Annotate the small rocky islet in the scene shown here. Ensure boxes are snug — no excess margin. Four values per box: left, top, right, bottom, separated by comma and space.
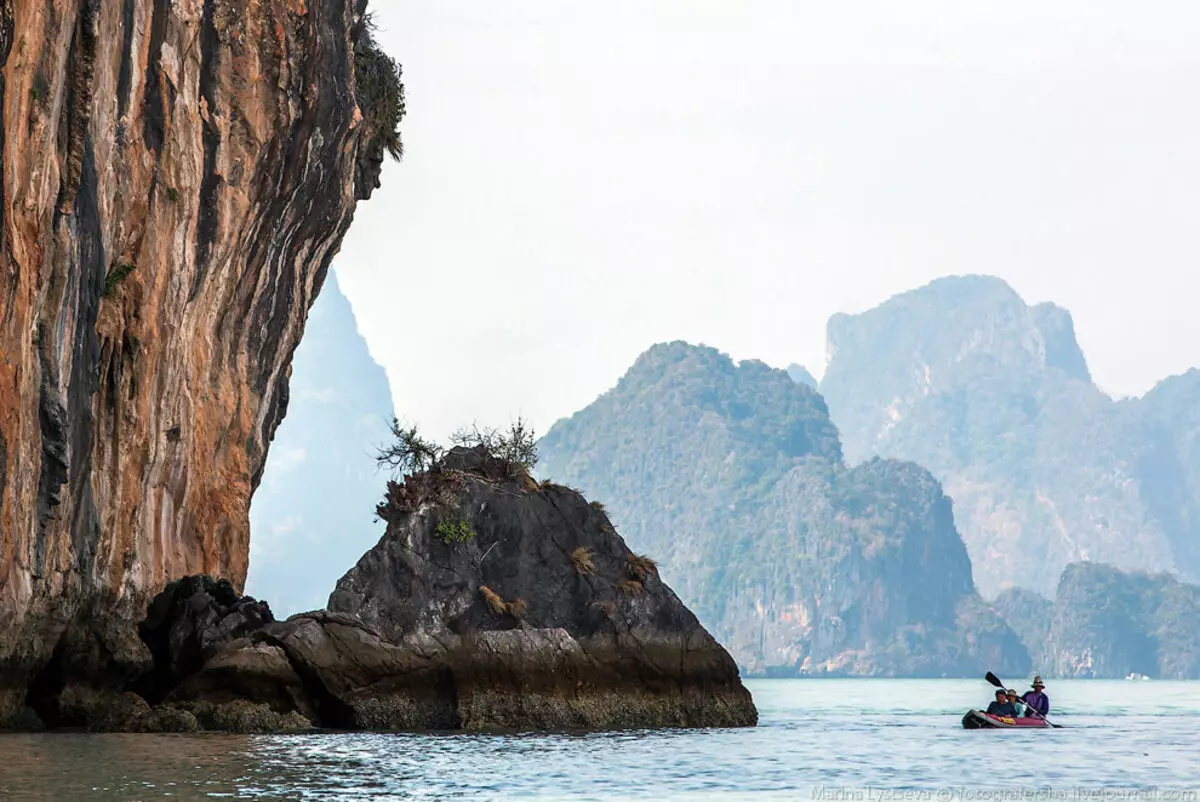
12, 447, 756, 733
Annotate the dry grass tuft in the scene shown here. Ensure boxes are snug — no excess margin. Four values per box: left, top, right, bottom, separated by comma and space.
590, 599, 616, 617
571, 546, 596, 576
520, 473, 540, 493
589, 500, 606, 513
616, 579, 644, 596
626, 553, 658, 582
480, 585, 508, 616
508, 597, 528, 619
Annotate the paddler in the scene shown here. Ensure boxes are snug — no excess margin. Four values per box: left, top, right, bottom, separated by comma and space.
1006, 689, 1027, 717
985, 689, 1016, 717
1022, 676, 1050, 718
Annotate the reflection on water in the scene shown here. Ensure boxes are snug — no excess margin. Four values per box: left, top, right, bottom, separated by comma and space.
1, 680, 1198, 801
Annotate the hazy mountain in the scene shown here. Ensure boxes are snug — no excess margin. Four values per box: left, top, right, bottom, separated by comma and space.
996, 563, 1200, 679
786, 363, 818, 389
247, 270, 394, 616
538, 342, 1028, 677
820, 275, 1200, 597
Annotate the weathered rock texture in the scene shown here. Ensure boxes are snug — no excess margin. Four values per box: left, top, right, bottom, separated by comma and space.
0, 0, 395, 723
78, 449, 756, 732
325, 446, 756, 729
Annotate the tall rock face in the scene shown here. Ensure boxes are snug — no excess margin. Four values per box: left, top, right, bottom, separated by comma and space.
0, 0, 397, 722
538, 341, 1029, 677
996, 563, 1200, 679
247, 269, 394, 617
820, 275, 1200, 597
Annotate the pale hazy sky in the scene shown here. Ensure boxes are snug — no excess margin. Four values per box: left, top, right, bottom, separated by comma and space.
336, 1, 1200, 441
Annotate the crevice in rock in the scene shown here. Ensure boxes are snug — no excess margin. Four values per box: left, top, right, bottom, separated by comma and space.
260, 633, 356, 729
55, 0, 97, 214
142, 0, 171, 155
35, 325, 69, 571
116, 0, 135, 118
192, 0, 221, 302
24, 637, 70, 728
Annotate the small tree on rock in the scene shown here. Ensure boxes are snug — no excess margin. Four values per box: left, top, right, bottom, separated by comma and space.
376, 418, 443, 475
450, 416, 539, 471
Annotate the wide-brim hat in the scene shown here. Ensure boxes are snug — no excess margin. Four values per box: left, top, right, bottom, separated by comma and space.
1032, 676, 1045, 688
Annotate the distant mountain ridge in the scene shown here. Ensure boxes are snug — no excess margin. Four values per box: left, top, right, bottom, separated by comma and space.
995, 562, 1200, 679
247, 270, 394, 616
820, 275, 1200, 597
539, 342, 1028, 677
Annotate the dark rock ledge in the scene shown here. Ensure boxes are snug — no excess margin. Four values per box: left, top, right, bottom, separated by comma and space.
5, 448, 756, 732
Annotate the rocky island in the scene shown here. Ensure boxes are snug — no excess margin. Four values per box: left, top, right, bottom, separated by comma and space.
538, 342, 1030, 677
995, 561, 1200, 679
819, 276, 1200, 598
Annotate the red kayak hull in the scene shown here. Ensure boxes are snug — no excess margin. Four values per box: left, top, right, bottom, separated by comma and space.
962, 709, 1050, 729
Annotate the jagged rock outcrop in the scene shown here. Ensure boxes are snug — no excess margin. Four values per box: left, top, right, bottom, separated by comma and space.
995, 562, 1200, 679
247, 268, 395, 616
58, 449, 756, 732
325, 445, 756, 728
0, 0, 400, 724
538, 341, 1030, 677
820, 275, 1200, 596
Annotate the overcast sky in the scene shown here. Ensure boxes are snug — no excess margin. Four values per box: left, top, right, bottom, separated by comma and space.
335, 1, 1200, 440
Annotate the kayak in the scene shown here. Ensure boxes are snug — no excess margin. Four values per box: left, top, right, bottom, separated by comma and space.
962, 709, 1051, 729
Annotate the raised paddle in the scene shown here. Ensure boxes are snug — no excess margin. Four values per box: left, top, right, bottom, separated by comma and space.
985, 671, 1062, 728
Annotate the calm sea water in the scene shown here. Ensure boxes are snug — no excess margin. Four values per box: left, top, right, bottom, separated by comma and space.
1, 679, 1197, 800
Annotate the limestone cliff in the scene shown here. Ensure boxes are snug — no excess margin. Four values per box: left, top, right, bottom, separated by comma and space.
820, 275, 1200, 597
0, 0, 400, 723
538, 342, 1030, 677
995, 563, 1200, 679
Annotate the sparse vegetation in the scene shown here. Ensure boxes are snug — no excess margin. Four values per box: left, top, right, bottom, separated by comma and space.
591, 599, 616, 617
434, 517, 475, 545
480, 585, 526, 618
103, 263, 136, 297
617, 579, 644, 596
480, 585, 507, 616
354, 14, 406, 160
589, 500, 606, 513
377, 416, 540, 476
376, 419, 443, 475
450, 417, 539, 471
570, 546, 595, 576
29, 74, 50, 111
627, 554, 658, 583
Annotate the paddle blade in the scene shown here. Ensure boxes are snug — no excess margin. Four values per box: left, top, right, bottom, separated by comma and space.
985, 671, 1004, 688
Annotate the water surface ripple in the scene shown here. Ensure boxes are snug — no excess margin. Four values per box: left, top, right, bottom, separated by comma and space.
1, 680, 1197, 800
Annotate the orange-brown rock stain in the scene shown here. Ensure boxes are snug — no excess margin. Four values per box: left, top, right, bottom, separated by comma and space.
0, 0, 380, 715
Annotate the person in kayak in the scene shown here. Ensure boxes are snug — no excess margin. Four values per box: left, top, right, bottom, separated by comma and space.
1022, 676, 1050, 718
1006, 689, 1027, 717
986, 689, 1017, 717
